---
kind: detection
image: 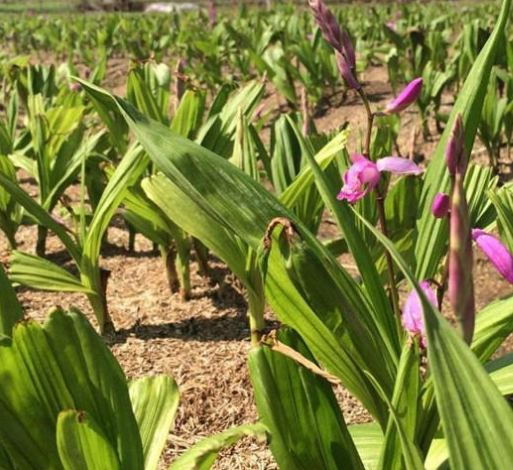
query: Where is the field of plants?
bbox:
[2,0,513,469]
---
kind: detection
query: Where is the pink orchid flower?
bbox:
[337,154,423,204]
[472,229,513,284]
[384,77,423,114]
[402,280,437,348]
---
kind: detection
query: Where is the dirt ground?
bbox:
[1,63,513,469]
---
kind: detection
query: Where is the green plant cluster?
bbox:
[1,0,513,469]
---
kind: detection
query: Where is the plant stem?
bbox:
[358,87,400,325]
[357,88,374,157]
[247,251,265,345]
[436,215,451,311]
[375,188,401,326]
[36,225,48,257]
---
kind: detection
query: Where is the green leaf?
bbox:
[377,344,421,470]
[170,90,206,139]
[489,184,513,253]
[76,80,394,419]
[57,410,121,470]
[142,174,249,285]
[129,376,180,470]
[348,423,383,470]
[262,226,390,422]
[196,81,264,158]
[464,164,498,230]
[9,251,92,293]
[167,423,267,470]
[0,309,144,470]
[472,293,513,361]
[279,129,349,210]
[0,172,81,263]
[248,329,365,470]
[0,260,23,338]
[486,353,513,396]
[367,371,424,470]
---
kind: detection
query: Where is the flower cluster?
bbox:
[402,116,513,347]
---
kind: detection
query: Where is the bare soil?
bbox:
[1,63,512,469]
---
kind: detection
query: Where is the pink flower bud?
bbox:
[431,193,450,218]
[446,114,465,176]
[472,229,513,284]
[335,51,360,90]
[308,0,356,71]
[402,280,437,348]
[69,82,82,92]
[340,29,356,69]
[384,77,423,114]
[308,0,343,52]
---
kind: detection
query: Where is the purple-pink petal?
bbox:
[376,157,423,175]
[402,280,437,348]
[336,154,380,204]
[385,77,423,114]
[431,192,450,218]
[472,229,513,284]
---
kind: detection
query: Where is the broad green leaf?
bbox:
[77,79,283,250]
[348,423,383,470]
[424,434,448,470]
[80,143,148,330]
[170,90,206,139]
[44,309,143,470]
[0,309,144,470]
[0,442,17,470]
[368,372,424,470]
[248,329,365,470]
[0,261,23,338]
[129,376,180,470]
[9,251,92,293]
[464,164,498,230]
[262,227,390,422]
[414,0,511,279]
[167,423,267,470]
[57,410,121,470]
[196,81,264,158]
[377,344,421,470]
[127,67,166,124]
[142,174,248,285]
